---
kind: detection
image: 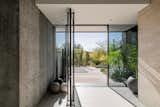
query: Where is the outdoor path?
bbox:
[75,66,107,86]
[76,86,134,107]
[75,66,124,86]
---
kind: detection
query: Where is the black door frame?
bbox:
[61,21,136,106]
[62,24,110,92]
[66,8,75,106]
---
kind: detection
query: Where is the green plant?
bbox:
[100,68,108,72]
[107,41,137,82]
[107,46,124,81]
[74,43,108,67]
[126,44,138,78]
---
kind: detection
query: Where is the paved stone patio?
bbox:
[75,66,107,86]
[75,66,125,86]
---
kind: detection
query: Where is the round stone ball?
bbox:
[50,82,60,93]
[127,76,138,94]
[61,82,68,93]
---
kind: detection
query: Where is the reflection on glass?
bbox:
[108,32,125,87]
[108,25,139,106]
[56,32,65,49]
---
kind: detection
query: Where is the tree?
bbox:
[74,44,83,66]
[86,52,90,65]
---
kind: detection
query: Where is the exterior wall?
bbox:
[0,0,19,107]
[19,0,56,107]
[138,0,160,107]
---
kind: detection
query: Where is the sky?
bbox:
[56,32,122,51]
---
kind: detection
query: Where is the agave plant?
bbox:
[126,44,138,78]
[107,41,137,82]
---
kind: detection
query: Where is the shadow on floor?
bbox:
[37,89,81,107]
[37,92,67,107]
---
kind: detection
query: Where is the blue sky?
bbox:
[56,32,122,51]
[56,32,65,48]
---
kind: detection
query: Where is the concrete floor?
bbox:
[111,87,145,107]
[37,91,81,107]
[37,93,67,107]
[75,66,144,107]
[76,86,134,107]
[38,66,144,107]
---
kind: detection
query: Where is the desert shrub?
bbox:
[100,68,108,72]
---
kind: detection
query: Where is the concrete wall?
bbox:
[0,0,19,107]
[19,0,56,107]
[138,0,160,107]
[0,0,56,107]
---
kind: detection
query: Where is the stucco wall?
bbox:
[0,0,19,107]
[19,0,56,107]
[138,0,160,107]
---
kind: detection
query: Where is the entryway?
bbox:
[37,4,148,107]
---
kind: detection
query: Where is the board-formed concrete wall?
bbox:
[0,0,19,107]
[138,0,160,107]
[19,0,56,107]
[0,0,56,107]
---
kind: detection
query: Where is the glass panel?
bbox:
[74,32,108,86]
[73,26,108,87]
[108,25,136,87]
[108,31,125,87]
[55,26,66,80]
[108,25,139,106]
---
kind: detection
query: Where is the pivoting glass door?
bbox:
[66,8,75,106]
[108,25,138,106]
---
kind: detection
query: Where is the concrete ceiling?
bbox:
[36,0,149,4]
[55,25,136,32]
[37,4,148,25]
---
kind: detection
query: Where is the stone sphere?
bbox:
[50,82,60,93]
[60,82,67,93]
[55,78,63,85]
[127,76,138,94]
